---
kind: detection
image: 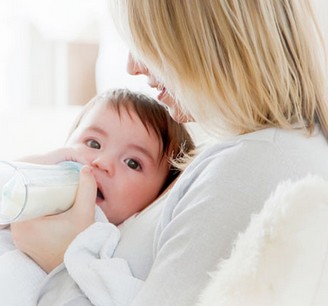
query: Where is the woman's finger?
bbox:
[71,165,97,223]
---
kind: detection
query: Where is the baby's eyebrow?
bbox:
[85,126,107,137]
[128,144,157,165]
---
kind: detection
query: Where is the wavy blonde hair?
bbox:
[110,0,328,137]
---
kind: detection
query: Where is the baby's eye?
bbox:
[124,158,141,171]
[86,139,101,149]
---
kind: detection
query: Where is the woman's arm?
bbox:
[0,226,15,255]
[11,166,96,272]
[0,249,47,305]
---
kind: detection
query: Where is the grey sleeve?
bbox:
[62,296,93,306]
[37,266,88,306]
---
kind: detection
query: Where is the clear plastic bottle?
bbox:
[0,161,82,224]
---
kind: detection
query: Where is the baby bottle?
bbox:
[0,161,82,224]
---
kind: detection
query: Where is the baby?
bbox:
[0,88,195,305]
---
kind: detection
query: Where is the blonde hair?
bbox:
[111,0,328,137]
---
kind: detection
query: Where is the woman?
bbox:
[10,1,328,305]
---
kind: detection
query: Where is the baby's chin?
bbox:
[95,199,107,215]
[94,204,109,222]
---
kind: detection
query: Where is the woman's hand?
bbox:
[18,146,88,165]
[11,166,97,273]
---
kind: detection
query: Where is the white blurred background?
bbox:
[0,0,327,160]
[0,0,156,159]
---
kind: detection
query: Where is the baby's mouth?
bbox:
[97,188,105,201]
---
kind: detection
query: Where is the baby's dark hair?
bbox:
[68,88,196,188]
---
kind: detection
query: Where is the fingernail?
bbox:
[81,165,92,174]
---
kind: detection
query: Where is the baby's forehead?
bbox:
[94,100,160,134]
[83,97,167,149]
[105,99,163,133]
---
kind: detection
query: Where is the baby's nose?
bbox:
[91,157,114,176]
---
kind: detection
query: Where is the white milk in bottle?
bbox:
[0,161,82,224]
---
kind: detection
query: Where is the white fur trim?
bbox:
[198,175,328,306]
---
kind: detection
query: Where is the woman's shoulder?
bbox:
[191,126,324,167]
[174,127,326,196]
[188,128,280,170]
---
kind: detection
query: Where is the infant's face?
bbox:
[66,102,169,225]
